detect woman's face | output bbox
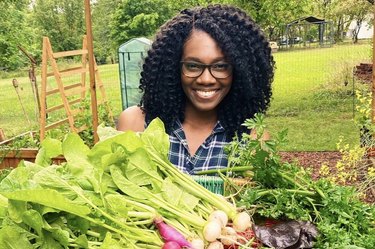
[181,30,232,113]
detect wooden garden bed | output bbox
[0,148,65,169]
[0,131,65,169]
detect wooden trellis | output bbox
[39,35,112,141]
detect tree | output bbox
[31,0,85,52]
[0,0,34,70]
[110,0,175,47]
[91,0,121,64]
[339,0,372,43]
[228,0,310,41]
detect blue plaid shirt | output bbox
[168,119,230,175]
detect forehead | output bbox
[182,30,225,62]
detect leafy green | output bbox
[227,113,375,249]
[0,118,242,248]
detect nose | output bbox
[196,67,216,84]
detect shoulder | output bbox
[117,106,146,132]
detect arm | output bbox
[116,106,146,132]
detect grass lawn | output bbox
[266,41,371,150]
[0,41,371,151]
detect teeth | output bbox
[196,90,216,97]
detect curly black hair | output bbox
[139,4,274,138]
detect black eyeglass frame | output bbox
[180,61,233,79]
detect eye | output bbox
[212,63,230,71]
[184,62,202,71]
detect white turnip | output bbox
[206,241,224,249]
[190,238,205,249]
[232,212,252,232]
[208,210,228,228]
[220,226,237,246]
[203,220,222,242]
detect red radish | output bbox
[154,218,192,248]
[163,241,182,249]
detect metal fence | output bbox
[0,40,371,151]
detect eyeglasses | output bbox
[180,61,233,79]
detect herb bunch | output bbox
[225,114,375,248]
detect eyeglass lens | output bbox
[181,62,232,79]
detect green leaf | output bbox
[89,131,143,167]
[100,232,126,249]
[44,225,70,247]
[0,225,33,249]
[0,194,7,218]
[105,194,130,217]
[161,178,183,207]
[0,189,91,218]
[22,209,44,237]
[110,166,150,200]
[62,133,93,174]
[39,230,64,249]
[41,137,63,158]
[8,199,27,223]
[0,162,43,191]
[125,148,163,186]
[74,234,89,248]
[141,118,170,157]
[98,125,123,141]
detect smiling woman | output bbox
[117,4,275,174]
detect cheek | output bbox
[222,77,233,91]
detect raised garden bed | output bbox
[0,148,65,169]
[0,131,65,169]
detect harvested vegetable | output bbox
[154,217,192,247]
[207,241,224,249]
[0,119,257,248]
[232,212,252,232]
[203,220,222,242]
[190,238,205,249]
[208,210,228,228]
[163,241,182,249]
[225,113,375,248]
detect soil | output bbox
[279,151,374,204]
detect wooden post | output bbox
[40,37,48,141]
[373,4,375,124]
[0,128,5,142]
[84,0,99,143]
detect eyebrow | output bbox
[181,57,227,63]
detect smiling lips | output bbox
[195,90,218,98]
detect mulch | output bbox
[279,151,342,180]
[279,151,374,204]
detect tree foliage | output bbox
[91,0,121,64]
[31,0,85,52]
[0,0,34,70]
[0,0,373,71]
[110,0,175,48]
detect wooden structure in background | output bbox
[373,4,375,124]
[39,36,112,141]
[84,0,99,143]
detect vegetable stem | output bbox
[195,166,253,175]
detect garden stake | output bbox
[19,45,40,121]
[12,78,32,127]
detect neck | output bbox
[183,104,218,128]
